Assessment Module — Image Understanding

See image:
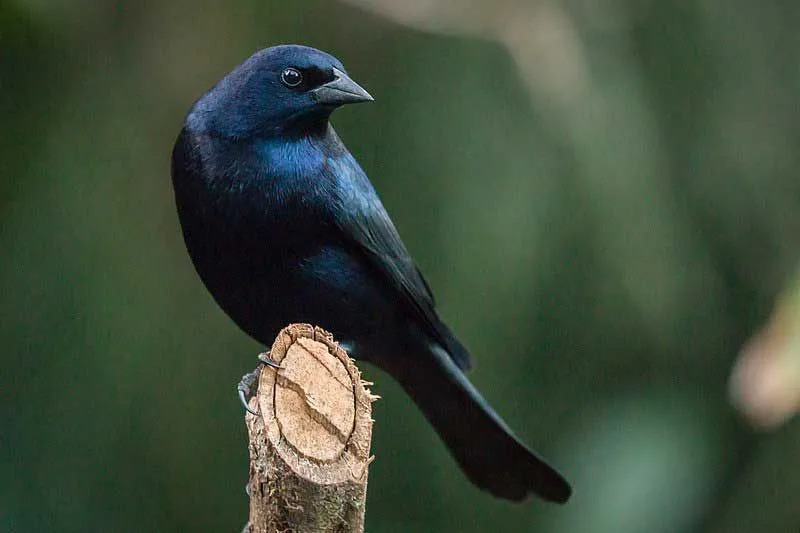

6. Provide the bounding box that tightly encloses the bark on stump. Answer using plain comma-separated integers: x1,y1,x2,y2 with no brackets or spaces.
245,324,376,533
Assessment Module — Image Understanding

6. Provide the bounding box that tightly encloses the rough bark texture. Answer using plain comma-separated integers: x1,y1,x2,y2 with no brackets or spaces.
245,324,376,533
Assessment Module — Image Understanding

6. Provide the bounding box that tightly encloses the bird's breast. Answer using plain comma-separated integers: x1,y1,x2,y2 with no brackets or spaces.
174,130,363,342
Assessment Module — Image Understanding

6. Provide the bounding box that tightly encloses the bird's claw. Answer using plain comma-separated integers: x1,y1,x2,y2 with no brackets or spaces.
238,367,262,416
239,388,260,416
258,350,282,369
238,351,282,416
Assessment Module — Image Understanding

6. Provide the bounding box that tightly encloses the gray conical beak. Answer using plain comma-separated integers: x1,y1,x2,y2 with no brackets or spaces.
312,68,374,106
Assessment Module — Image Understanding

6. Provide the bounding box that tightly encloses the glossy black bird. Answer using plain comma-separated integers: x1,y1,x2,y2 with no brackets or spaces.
171,45,571,503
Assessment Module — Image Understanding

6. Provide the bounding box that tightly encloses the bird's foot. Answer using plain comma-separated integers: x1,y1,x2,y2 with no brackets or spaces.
237,351,282,416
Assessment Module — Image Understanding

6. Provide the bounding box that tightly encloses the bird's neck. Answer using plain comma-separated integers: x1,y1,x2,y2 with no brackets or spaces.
266,123,347,158
277,109,335,140
252,125,347,184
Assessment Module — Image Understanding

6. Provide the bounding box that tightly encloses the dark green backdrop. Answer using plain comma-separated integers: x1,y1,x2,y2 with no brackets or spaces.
2,1,799,531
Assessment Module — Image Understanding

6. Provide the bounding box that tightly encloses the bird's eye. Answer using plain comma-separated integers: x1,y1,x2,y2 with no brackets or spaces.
281,68,303,88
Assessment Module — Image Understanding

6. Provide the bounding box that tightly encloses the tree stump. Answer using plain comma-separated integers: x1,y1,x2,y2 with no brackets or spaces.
244,324,376,533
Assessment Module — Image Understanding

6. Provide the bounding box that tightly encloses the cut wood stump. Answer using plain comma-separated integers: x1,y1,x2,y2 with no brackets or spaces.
244,324,377,533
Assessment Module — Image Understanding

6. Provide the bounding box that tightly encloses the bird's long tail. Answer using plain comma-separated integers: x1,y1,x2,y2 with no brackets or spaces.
392,344,571,503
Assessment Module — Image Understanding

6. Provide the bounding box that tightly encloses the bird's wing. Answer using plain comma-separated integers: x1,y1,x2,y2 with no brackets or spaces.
331,162,472,370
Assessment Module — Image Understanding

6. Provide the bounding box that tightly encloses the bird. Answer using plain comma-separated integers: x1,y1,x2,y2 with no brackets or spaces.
171,44,571,503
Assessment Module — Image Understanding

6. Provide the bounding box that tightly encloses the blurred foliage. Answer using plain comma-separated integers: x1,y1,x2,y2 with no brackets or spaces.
2,0,799,531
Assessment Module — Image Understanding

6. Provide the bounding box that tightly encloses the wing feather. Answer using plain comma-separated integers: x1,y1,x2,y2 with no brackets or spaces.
330,160,472,370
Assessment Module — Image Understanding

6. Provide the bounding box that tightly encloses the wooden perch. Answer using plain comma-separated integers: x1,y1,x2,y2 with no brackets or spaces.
244,324,376,533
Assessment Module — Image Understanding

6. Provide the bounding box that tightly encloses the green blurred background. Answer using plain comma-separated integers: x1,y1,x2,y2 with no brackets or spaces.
2,0,799,531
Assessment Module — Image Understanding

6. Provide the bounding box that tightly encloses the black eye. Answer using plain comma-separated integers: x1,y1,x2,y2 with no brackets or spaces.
281,68,303,88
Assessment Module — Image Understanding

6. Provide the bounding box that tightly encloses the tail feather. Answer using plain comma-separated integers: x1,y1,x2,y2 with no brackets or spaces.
439,322,473,371
393,344,571,502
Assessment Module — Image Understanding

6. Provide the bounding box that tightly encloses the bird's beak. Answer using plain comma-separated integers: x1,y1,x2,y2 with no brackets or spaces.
312,68,374,106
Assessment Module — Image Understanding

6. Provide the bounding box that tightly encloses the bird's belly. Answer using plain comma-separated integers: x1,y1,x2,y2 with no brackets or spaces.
194,236,403,360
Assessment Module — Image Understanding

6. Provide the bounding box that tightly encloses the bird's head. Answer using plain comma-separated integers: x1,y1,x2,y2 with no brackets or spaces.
188,45,373,139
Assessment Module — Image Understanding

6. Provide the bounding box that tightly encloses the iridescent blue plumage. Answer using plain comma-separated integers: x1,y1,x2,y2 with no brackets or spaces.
171,44,571,502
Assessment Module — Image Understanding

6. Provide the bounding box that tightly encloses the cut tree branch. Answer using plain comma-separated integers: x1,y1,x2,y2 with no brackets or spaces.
244,324,377,533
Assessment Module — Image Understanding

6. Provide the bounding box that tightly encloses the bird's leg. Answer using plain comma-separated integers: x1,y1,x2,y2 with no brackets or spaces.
237,350,282,415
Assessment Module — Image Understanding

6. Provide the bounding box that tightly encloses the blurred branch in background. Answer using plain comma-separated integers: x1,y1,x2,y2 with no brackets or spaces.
730,271,800,429
340,0,589,109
